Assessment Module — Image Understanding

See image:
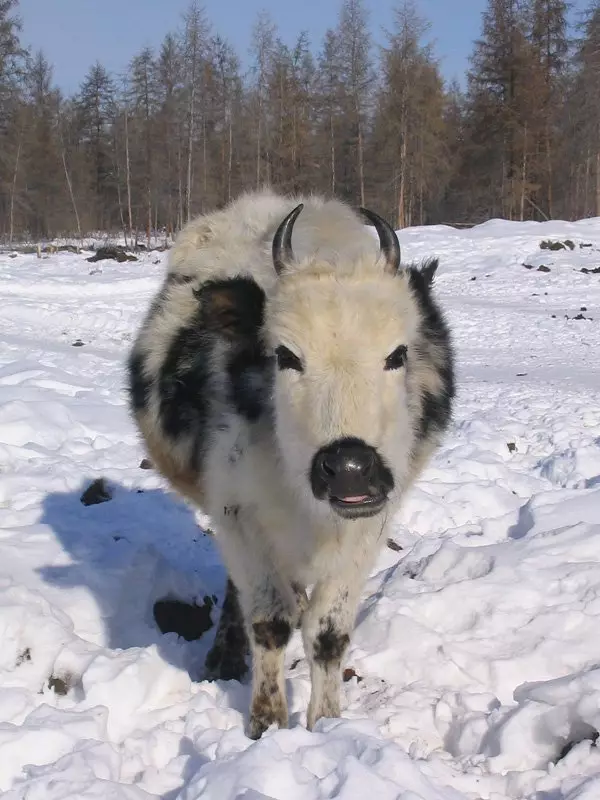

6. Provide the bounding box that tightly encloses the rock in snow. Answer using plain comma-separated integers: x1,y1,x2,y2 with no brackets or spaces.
0,220,600,798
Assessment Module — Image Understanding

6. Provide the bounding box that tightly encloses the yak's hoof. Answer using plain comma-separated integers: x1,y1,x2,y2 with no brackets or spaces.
247,687,288,739
247,704,288,740
307,699,341,731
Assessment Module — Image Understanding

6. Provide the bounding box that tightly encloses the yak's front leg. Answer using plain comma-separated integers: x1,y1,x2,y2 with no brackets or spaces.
302,537,379,731
246,577,299,739
302,582,354,729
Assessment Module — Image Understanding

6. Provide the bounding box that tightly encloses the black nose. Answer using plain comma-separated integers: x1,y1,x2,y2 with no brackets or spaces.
311,438,393,513
318,445,375,488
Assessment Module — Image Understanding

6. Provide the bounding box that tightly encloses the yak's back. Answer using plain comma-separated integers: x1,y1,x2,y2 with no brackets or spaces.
166,189,378,289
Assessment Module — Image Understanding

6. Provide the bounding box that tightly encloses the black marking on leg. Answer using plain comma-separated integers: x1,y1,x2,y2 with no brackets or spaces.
205,579,249,682
252,618,292,651
223,505,239,518
248,681,287,740
314,617,350,664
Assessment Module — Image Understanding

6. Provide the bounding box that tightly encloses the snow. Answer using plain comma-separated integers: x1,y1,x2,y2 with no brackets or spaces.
0,218,599,798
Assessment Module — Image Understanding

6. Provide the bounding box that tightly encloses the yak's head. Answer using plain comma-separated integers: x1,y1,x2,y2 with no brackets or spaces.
264,203,439,521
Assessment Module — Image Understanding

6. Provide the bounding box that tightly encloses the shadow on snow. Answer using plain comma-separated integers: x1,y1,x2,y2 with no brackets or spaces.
37,479,229,680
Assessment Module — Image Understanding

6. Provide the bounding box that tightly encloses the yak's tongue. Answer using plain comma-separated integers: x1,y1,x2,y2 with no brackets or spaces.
337,495,369,504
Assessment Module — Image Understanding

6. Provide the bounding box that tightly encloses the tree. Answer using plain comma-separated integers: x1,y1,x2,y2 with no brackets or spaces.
336,0,374,205
315,29,342,195
372,1,447,226
76,62,117,229
128,47,160,242
180,1,211,220
249,11,277,188
22,51,62,238
155,32,184,231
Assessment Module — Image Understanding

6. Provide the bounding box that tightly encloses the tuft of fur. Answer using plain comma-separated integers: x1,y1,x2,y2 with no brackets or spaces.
127,188,455,737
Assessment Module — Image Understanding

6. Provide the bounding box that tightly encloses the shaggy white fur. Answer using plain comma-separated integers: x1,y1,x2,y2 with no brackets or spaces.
128,188,454,740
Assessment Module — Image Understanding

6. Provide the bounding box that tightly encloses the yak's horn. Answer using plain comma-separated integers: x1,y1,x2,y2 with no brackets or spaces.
272,203,304,275
359,207,401,275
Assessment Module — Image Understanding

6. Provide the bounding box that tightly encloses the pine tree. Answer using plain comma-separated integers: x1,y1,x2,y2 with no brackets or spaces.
336,0,374,206
23,51,62,238
128,47,159,242
76,62,117,229
315,29,342,195
372,1,447,226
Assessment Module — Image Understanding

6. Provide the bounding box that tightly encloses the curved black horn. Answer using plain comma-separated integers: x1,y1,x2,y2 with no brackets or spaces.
272,203,304,275
359,207,401,275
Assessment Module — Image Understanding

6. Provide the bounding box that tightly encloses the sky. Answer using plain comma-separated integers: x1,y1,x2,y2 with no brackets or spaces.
17,0,589,96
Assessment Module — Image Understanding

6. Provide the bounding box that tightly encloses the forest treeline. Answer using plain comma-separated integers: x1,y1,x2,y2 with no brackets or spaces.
0,0,598,241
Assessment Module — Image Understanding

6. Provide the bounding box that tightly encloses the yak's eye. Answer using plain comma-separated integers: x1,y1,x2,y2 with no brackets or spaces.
275,345,303,372
385,345,407,370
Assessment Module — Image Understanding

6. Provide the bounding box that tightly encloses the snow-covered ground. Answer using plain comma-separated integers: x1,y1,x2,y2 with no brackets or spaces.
1,219,600,799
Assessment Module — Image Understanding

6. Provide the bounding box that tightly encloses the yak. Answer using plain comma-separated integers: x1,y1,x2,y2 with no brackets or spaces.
127,189,455,739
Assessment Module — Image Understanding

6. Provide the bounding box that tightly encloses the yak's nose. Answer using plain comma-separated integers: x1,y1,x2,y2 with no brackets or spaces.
313,440,377,502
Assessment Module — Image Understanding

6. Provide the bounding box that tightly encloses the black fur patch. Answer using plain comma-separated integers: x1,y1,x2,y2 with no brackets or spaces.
127,350,152,412
227,343,273,422
418,388,451,440
419,257,439,288
252,617,292,651
193,277,265,341
158,317,213,442
313,617,350,664
205,579,250,682
200,276,272,423
193,277,272,423
407,265,455,443
157,276,269,460
147,274,199,322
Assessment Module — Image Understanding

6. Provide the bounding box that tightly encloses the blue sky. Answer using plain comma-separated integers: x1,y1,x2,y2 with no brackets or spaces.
17,0,589,95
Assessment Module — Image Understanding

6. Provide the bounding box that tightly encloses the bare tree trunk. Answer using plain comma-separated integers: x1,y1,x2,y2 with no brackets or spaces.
125,110,133,241
227,110,233,203
256,105,262,188
584,152,591,218
202,114,207,212
9,137,22,245
520,123,528,222
356,104,365,206
178,141,184,229
545,126,553,219
397,129,407,228
61,148,82,245
186,86,196,222
596,149,600,218
115,159,127,247
330,112,336,195
147,186,152,248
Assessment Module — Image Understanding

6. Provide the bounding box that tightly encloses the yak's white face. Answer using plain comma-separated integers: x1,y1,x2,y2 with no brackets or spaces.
265,265,421,520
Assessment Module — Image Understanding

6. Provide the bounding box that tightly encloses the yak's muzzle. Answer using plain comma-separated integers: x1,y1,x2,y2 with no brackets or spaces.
310,437,394,519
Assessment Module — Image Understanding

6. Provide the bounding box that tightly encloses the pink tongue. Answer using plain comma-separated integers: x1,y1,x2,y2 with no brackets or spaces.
339,495,369,503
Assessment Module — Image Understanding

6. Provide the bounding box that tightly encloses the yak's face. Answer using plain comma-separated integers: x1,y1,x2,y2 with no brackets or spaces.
266,267,421,520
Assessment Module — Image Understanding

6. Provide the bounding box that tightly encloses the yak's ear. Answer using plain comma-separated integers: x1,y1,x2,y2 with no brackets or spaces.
194,276,265,341
420,258,439,288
